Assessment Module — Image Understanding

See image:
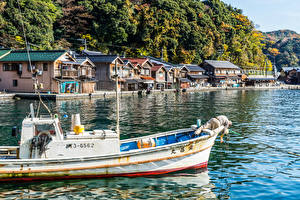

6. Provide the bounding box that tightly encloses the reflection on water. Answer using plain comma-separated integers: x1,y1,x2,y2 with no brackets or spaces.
0,90,299,199
0,170,215,200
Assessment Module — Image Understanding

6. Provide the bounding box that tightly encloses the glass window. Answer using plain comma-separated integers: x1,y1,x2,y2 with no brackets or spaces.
13,80,18,87
43,63,48,71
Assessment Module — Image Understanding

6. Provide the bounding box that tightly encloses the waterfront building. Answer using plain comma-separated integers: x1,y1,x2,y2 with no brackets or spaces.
179,64,209,87
78,50,124,91
201,60,242,87
120,58,143,91
0,49,95,93
151,64,167,89
280,67,300,84
146,56,177,89
125,58,155,89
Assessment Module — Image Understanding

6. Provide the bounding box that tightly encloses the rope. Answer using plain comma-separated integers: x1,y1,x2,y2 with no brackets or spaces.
38,90,52,117
229,129,300,157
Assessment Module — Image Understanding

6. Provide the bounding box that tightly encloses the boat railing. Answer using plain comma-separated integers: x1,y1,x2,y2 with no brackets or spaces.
0,146,19,158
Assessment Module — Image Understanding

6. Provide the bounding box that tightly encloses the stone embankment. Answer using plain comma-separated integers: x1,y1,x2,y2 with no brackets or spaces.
0,85,299,101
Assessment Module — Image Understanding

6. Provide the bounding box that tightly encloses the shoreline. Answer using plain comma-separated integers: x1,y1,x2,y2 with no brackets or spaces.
1,85,299,101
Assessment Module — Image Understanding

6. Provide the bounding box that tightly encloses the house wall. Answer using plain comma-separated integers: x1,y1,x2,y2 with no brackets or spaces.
81,81,95,93
155,68,166,82
0,61,54,92
94,62,123,91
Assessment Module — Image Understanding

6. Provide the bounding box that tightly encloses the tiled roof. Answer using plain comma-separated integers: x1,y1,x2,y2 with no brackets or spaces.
247,77,276,81
188,74,209,79
140,75,155,80
78,55,123,64
0,50,67,62
62,57,95,67
183,64,205,72
179,78,191,83
151,65,164,72
126,58,153,67
146,56,175,70
0,49,11,58
204,60,241,69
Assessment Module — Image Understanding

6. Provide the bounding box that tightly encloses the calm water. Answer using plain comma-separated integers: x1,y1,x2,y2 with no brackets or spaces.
0,90,299,199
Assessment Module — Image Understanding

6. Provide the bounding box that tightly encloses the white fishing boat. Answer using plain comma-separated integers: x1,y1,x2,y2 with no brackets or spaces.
0,103,231,182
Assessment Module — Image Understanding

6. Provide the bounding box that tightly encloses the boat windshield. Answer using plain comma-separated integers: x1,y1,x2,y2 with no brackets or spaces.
35,124,56,136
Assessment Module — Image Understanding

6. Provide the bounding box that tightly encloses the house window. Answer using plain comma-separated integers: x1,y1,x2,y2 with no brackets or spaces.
43,63,48,71
3,63,19,71
27,63,36,72
13,80,18,87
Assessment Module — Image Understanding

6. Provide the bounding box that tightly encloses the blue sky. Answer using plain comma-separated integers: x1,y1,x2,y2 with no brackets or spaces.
222,0,300,33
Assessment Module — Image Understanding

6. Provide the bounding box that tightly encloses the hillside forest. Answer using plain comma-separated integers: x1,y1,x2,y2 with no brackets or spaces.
1,0,297,70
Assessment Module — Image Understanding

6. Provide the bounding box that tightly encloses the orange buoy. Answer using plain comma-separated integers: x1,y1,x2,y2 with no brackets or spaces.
137,138,156,149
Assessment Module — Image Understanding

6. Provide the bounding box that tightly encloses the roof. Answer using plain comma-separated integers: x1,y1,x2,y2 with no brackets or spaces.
125,78,144,83
204,60,241,70
281,67,299,72
182,64,205,72
140,76,155,80
146,56,176,71
247,77,277,81
62,57,95,67
0,50,67,62
78,55,123,64
0,49,11,59
188,74,209,79
151,64,165,72
126,58,153,67
179,78,191,83
121,58,134,68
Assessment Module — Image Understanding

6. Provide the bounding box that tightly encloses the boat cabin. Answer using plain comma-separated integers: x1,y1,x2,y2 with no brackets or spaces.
18,115,119,159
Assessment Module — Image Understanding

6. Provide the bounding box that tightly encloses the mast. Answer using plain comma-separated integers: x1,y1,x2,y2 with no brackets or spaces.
115,59,120,137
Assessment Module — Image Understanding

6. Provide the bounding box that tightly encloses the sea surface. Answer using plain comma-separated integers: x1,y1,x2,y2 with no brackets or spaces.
0,89,299,199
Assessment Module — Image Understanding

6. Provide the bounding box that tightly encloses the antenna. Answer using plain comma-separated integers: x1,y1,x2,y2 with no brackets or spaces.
16,0,33,74
115,58,120,137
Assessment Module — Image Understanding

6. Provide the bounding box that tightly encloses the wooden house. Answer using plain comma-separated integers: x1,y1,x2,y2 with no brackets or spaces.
147,56,176,89
281,67,299,84
180,64,208,87
126,58,155,89
201,60,242,87
78,52,124,91
151,64,167,89
0,49,95,93
120,59,143,91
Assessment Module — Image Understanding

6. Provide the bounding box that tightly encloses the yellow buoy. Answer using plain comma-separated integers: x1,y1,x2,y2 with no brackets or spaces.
74,125,84,135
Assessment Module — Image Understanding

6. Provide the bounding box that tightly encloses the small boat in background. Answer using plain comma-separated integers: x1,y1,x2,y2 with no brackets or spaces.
0,107,230,182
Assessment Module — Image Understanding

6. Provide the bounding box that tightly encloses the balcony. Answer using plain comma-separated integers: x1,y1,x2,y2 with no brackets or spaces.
61,69,78,78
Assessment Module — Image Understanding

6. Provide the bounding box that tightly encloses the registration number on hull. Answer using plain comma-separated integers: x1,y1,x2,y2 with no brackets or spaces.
65,143,95,149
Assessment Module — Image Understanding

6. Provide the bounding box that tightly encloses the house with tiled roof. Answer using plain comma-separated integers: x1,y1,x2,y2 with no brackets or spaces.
201,60,242,87
120,58,143,91
180,64,209,87
151,64,167,89
0,49,96,93
78,51,124,90
146,56,177,89
126,58,154,89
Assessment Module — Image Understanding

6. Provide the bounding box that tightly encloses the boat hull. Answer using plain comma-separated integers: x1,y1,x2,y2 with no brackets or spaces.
0,130,218,182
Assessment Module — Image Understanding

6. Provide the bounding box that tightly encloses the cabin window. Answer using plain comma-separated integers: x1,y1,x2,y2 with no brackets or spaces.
12,80,18,87
35,124,56,136
43,63,48,71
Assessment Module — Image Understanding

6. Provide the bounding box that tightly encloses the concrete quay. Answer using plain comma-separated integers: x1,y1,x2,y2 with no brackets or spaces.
1,85,299,101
